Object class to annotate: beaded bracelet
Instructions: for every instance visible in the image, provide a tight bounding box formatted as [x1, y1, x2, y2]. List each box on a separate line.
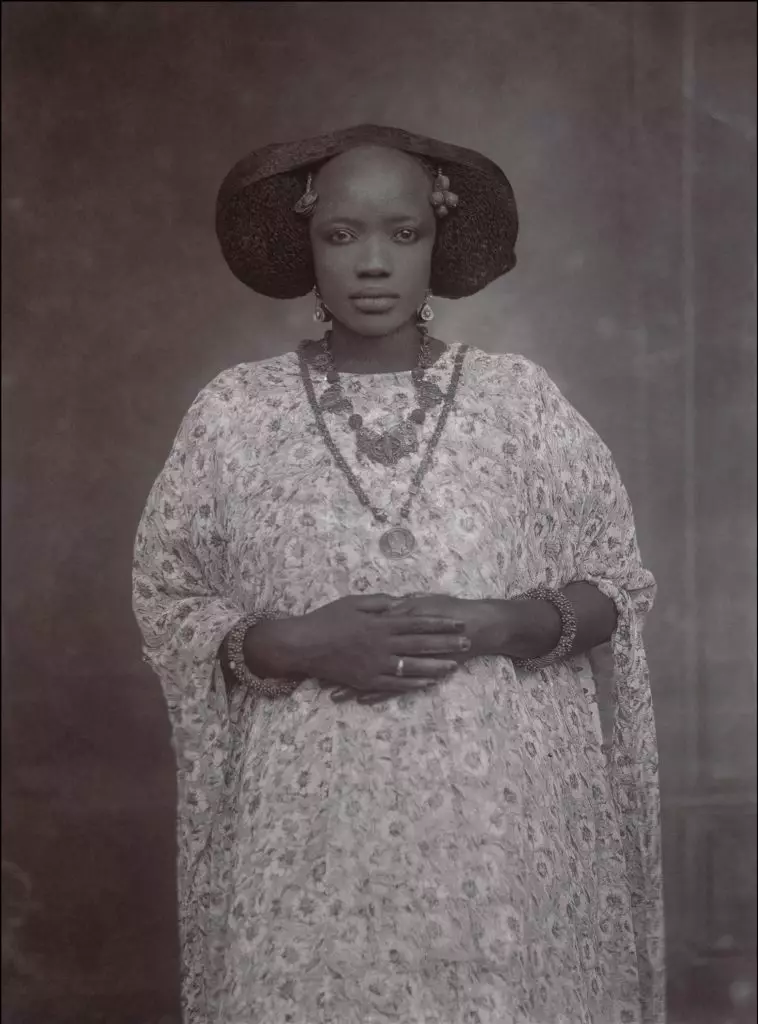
[511, 584, 578, 672]
[224, 610, 300, 698]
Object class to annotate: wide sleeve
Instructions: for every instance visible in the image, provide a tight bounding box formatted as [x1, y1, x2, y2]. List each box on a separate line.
[132, 374, 245, 904]
[537, 366, 665, 1024]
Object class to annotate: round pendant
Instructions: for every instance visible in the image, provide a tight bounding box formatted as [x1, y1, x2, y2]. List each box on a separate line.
[379, 527, 416, 559]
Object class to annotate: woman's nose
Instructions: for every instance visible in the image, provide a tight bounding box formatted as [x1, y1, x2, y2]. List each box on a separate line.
[354, 238, 392, 276]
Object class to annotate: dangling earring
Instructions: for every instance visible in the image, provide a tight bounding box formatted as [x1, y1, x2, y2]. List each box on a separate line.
[313, 287, 331, 323]
[418, 290, 434, 324]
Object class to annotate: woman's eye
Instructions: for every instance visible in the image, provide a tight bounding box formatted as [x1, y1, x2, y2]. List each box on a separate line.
[395, 228, 419, 243]
[328, 229, 353, 244]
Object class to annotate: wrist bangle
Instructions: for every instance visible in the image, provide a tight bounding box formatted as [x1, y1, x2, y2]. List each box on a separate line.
[225, 610, 299, 698]
[511, 585, 577, 671]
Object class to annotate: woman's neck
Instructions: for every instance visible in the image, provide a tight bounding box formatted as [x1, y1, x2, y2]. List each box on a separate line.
[327, 320, 429, 374]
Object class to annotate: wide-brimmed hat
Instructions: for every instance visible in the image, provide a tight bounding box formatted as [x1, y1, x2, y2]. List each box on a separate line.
[216, 124, 518, 300]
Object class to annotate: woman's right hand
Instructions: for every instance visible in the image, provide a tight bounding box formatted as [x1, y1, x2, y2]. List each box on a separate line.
[244, 594, 469, 701]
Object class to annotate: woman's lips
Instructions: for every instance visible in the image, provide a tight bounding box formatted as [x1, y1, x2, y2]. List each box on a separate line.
[350, 296, 398, 313]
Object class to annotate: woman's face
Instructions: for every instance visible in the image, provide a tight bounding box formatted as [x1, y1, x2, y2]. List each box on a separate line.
[309, 146, 436, 337]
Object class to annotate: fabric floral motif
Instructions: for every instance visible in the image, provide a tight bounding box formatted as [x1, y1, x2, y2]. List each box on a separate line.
[132, 343, 664, 1024]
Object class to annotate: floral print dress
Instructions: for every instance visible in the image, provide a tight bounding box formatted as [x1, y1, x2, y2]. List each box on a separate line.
[132, 341, 665, 1024]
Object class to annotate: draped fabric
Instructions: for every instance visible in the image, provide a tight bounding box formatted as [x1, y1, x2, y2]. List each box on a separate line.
[133, 343, 664, 1024]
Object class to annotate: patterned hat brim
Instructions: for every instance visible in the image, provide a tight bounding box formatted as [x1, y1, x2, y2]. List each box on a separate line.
[216, 124, 518, 300]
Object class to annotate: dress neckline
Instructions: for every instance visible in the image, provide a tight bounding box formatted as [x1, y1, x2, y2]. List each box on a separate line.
[294, 340, 457, 379]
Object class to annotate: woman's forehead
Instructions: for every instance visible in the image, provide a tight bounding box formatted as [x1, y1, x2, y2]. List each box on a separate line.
[314, 145, 431, 200]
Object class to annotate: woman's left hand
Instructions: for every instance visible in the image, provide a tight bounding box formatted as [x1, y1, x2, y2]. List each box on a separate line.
[386, 593, 489, 647]
[330, 594, 498, 705]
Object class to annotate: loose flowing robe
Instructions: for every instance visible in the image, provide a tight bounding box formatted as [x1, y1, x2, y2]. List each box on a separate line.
[133, 343, 664, 1024]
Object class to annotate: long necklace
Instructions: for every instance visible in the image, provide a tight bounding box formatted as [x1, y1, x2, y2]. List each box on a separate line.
[299, 336, 467, 559]
[302, 329, 446, 467]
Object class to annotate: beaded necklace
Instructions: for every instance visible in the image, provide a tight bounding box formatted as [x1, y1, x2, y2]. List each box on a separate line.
[312, 328, 446, 467]
[298, 334, 467, 559]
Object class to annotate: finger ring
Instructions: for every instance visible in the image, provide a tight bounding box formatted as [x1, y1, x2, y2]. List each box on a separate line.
[395, 657, 405, 678]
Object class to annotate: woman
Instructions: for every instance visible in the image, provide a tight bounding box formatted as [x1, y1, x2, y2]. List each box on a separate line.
[133, 125, 664, 1024]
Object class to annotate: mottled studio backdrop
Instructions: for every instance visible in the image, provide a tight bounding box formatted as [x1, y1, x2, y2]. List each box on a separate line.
[2, 2, 756, 1022]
